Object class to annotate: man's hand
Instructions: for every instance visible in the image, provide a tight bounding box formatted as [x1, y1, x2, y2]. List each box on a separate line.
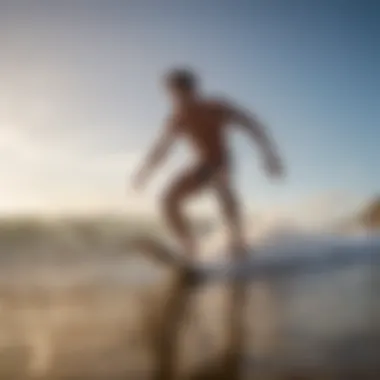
[130, 168, 148, 192]
[263, 152, 285, 179]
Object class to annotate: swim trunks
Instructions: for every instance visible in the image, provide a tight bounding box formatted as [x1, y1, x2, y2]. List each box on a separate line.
[195, 162, 226, 184]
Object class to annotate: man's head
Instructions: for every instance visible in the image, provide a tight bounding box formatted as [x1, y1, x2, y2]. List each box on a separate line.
[164, 68, 199, 104]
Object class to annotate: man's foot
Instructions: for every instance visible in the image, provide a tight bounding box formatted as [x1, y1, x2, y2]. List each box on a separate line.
[174, 264, 203, 287]
[230, 239, 248, 259]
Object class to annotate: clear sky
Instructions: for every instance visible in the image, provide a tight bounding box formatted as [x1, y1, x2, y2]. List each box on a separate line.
[0, 0, 378, 220]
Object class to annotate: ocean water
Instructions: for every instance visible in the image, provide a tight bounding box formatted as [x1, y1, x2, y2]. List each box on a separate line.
[0, 217, 378, 379]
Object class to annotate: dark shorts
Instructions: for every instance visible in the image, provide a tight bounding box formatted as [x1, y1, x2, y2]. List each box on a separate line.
[195, 162, 226, 184]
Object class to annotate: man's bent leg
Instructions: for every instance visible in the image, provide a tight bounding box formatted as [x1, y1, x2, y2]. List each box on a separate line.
[215, 182, 245, 258]
[162, 166, 206, 257]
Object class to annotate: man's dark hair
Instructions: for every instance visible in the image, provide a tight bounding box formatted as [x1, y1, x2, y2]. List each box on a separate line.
[165, 68, 198, 91]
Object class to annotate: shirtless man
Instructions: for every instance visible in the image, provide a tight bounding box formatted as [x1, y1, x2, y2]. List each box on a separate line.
[132, 68, 284, 257]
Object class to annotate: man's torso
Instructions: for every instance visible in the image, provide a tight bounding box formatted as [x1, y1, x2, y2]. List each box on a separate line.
[174, 98, 230, 167]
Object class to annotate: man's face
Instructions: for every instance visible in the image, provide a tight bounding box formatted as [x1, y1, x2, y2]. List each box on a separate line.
[165, 83, 192, 107]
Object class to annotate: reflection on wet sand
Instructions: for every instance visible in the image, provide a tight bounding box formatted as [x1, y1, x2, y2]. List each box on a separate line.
[0, 264, 378, 380]
[0, 237, 379, 379]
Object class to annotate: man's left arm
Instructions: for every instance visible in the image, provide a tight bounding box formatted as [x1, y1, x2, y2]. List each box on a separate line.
[222, 101, 285, 178]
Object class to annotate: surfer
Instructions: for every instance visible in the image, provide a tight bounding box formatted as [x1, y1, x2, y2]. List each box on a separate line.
[132, 68, 284, 257]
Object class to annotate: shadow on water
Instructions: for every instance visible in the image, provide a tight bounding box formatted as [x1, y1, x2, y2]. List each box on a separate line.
[153, 268, 248, 380]
[187, 280, 248, 380]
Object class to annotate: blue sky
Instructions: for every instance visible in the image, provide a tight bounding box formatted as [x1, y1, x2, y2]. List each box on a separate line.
[0, 0, 378, 219]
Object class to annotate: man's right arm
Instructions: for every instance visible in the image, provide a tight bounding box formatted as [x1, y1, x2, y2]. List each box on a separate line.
[132, 116, 180, 190]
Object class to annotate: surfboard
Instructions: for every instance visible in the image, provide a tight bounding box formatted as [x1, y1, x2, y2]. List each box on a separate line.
[130, 235, 379, 284]
[129, 236, 193, 269]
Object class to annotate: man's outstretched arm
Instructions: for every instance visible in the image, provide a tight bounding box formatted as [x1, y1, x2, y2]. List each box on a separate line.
[132, 117, 179, 190]
[224, 102, 284, 177]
